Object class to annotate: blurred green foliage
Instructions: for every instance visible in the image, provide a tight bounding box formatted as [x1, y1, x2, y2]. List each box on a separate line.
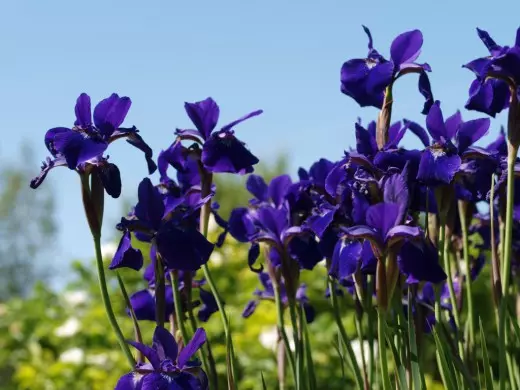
[0, 153, 502, 389]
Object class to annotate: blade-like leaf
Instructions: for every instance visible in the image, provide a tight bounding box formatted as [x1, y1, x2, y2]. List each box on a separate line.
[407, 292, 425, 390]
[260, 372, 268, 390]
[432, 326, 457, 390]
[386, 331, 408, 390]
[303, 313, 317, 390]
[479, 318, 494, 390]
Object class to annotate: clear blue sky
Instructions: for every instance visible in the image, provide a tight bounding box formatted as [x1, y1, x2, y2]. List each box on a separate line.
[1, 0, 518, 276]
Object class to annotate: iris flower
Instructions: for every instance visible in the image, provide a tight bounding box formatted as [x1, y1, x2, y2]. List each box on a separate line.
[341, 26, 433, 113]
[30, 93, 156, 197]
[176, 97, 262, 174]
[115, 327, 208, 389]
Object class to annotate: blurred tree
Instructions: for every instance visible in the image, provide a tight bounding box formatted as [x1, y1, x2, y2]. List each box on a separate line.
[0, 144, 57, 301]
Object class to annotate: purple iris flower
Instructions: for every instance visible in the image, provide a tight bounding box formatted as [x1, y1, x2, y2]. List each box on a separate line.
[416, 101, 491, 186]
[110, 178, 214, 272]
[115, 326, 208, 390]
[242, 272, 315, 323]
[129, 286, 175, 322]
[197, 289, 220, 323]
[464, 27, 520, 116]
[341, 26, 433, 113]
[30, 93, 156, 197]
[176, 97, 262, 174]
[230, 174, 322, 271]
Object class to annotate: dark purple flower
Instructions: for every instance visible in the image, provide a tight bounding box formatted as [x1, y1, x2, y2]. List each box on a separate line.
[115, 327, 208, 389]
[341, 26, 433, 113]
[128, 286, 175, 322]
[111, 178, 214, 272]
[464, 27, 520, 116]
[398, 240, 446, 284]
[197, 289, 220, 322]
[417, 101, 490, 186]
[30, 93, 156, 196]
[176, 97, 262, 174]
[342, 201, 421, 258]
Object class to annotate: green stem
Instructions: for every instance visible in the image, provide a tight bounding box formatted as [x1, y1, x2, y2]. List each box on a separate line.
[93, 236, 135, 368]
[355, 310, 369, 390]
[440, 223, 464, 358]
[171, 271, 189, 344]
[198, 168, 237, 388]
[328, 278, 364, 389]
[154, 253, 166, 329]
[499, 144, 518, 390]
[185, 275, 218, 390]
[377, 309, 392, 390]
[366, 276, 376, 386]
[273, 277, 296, 381]
[116, 272, 143, 363]
[458, 201, 475, 358]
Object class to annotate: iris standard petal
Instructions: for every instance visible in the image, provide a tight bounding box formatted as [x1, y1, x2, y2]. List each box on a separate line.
[425, 101, 447, 141]
[456, 117, 490, 153]
[109, 231, 144, 271]
[228, 207, 256, 243]
[74, 93, 92, 128]
[268, 175, 292, 207]
[366, 202, 401, 237]
[390, 29, 423, 67]
[184, 97, 220, 140]
[355, 123, 378, 156]
[152, 326, 178, 362]
[93, 93, 131, 137]
[444, 111, 463, 141]
[134, 178, 165, 229]
[246, 174, 269, 202]
[127, 341, 161, 370]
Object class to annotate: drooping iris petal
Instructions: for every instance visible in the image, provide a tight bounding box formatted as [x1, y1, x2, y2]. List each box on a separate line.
[48, 129, 107, 169]
[398, 241, 446, 284]
[129, 287, 174, 322]
[114, 373, 140, 390]
[30, 156, 67, 189]
[366, 61, 394, 95]
[330, 239, 363, 280]
[342, 225, 383, 250]
[386, 225, 421, 247]
[109, 231, 144, 271]
[242, 300, 259, 318]
[248, 242, 261, 271]
[418, 71, 434, 114]
[390, 30, 423, 68]
[228, 207, 256, 243]
[93, 93, 132, 137]
[158, 141, 185, 181]
[288, 235, 323, 270]
[417, 147, 462, 185]
[198, 289, 219, 322]
[456, 117, 490, 153]
[246, 174, 269, 202]
[308, 159, 335, 188]
[268, 175, 292, 207]
[177, 328, 207, 368]
[184, 97, 220, 140]
[97, 162, 122, 198]
[74, 93, 92, 128]
[201, 131, 259, 174]
[465, 78, 510, 117]
[152, 325, 178, 362]
[134, 178, 165, 229]
[156, 223, 214, 271]
[121, 130, 158, 174]
[341, 59, 384, 108]
[140, 373, 170, 390]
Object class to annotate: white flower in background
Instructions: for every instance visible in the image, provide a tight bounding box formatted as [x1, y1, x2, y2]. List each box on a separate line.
[60, 348, 84, 364]
[207, 214, 218, 233]
[210, 251, 223, 266]
[101, 242, 118, 260]
[64, 290, 89, 307]
[54, 317, 81, 338]
[259, 326, 295, 351]
[86, 353, 109, 366]
[351, 339, 377, 368]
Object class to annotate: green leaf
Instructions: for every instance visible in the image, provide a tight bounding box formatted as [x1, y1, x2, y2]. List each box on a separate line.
[479, 318, 494, 390]
[261, 372, 268, 390]
[385, 331, 408, 390]
[432, 326, 457, 390]
[407, 293, 425, 390]
[303, 315, 317, 390]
